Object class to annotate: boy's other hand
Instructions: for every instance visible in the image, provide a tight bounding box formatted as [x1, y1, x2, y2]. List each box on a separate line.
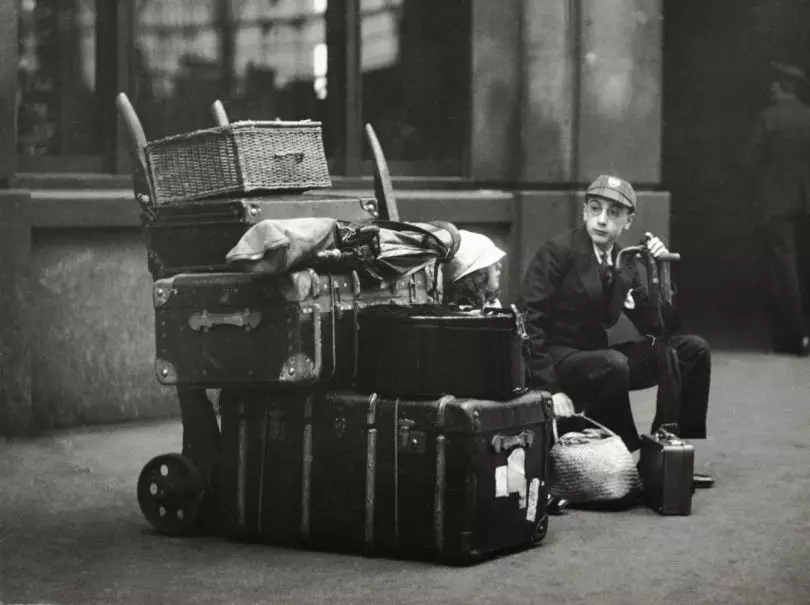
[551, 392, 575, 418]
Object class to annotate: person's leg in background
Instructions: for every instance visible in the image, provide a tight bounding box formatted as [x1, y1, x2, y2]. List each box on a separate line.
[795, 214, 810, 331]
[763, 215, 809, 355]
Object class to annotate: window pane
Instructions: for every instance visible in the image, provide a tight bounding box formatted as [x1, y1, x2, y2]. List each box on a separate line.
[133, 0, 335, 159]
[17, 0, 101, 156]
[360, 0, 471, 174]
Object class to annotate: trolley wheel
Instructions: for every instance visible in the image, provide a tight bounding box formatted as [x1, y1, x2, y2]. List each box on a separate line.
[534, 513, 549, 542]
[137, 453, 205, 536]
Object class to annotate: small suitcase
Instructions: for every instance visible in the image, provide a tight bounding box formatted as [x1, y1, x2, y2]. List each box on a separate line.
[356, 305, 528, 400]
[216, 388, 552, 563]
[153, 267, 433, 387]
[638, 429, 695, 515]
[142, 192, 378, 279]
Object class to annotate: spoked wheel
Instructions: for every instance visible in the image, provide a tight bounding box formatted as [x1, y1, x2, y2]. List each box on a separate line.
[137, 453, 205, 536]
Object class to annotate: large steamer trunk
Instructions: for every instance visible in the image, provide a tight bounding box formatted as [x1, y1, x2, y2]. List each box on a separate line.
[217, 388, 553, 563]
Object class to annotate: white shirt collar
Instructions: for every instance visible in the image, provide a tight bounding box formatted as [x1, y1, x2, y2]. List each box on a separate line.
[593, 243, 614, 264]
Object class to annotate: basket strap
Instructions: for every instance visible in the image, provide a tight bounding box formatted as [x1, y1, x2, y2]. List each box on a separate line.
[552, 413, 620, 444]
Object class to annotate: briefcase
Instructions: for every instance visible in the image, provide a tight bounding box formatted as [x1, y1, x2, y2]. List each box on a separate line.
[355, 304, 528, 400]
[216, 388, 552, 563]
[153, 267, 432, 388]
[638, 429, 695, 515]
[142, 193, 377, 279]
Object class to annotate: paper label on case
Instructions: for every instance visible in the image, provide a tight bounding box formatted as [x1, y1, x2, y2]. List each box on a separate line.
[507, 449, 528, 509]
[526, 478, 540, 522]
[495, 466, 508, 498]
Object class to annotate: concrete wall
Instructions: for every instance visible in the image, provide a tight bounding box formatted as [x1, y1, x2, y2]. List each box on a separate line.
[31, 229, 176, 429]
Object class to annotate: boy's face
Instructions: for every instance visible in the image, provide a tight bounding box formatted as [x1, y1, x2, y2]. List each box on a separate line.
[582, 197, 634, 249]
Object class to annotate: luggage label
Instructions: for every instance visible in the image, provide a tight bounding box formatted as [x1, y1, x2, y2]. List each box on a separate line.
[491, 428, 544, 523]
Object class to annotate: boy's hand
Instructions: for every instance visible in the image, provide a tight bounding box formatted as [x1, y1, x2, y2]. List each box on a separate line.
[551, 392, 575, 418]
[645, 232, 670, 259]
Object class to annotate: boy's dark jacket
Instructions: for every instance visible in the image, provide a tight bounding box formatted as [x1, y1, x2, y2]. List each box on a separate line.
[517, 225, 679, 393]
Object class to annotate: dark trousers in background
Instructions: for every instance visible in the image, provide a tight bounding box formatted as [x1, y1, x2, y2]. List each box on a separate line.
[554, 335, 711, 452]
[763, 214, 810, 351]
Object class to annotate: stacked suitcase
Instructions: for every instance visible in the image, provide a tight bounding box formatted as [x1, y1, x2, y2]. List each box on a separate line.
[125, 97, 552, 563]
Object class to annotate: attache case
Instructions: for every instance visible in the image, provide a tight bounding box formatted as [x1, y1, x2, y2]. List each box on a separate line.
[216, 388, 552, 563]
[142, 193, 377, 279]
[638, 429, 695, 515]
[153, 267, 433, 388]
[356, 305, 528, 400]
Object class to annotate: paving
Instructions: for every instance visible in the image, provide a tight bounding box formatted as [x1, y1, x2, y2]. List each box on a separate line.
[1, 351, 809, 605]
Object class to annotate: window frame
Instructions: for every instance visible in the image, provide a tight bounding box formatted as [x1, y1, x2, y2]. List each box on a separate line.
[11, 0, 126, 174]
[3, 0, 475, 182]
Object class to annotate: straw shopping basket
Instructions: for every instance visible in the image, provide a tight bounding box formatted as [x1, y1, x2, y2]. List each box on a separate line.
[549, 414, 641, 503]
[144, 120, 332, 205]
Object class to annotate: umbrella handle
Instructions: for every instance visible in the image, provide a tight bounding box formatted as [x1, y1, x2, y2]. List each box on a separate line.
[615, 244, 676, 304]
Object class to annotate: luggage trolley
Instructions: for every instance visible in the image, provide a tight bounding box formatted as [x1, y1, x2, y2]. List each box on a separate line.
[117, 95, 554, 562]
[116, 95, 386, 536]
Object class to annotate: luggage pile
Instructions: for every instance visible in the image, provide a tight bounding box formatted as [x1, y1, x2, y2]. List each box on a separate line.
[118, 94, 552, 563]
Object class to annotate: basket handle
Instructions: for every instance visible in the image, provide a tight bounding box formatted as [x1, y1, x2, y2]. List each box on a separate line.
[552, 413, 618, 443]
[211, 100, 230, 127]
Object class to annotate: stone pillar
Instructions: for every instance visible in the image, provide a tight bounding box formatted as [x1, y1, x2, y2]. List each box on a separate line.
[577, 0, 663, 184]
[0, 191, 32, 437]
[519, 0, 577, 183]
[0, 0, 19, 178]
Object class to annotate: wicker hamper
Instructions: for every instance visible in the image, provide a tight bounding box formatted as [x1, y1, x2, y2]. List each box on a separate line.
[144, 120, 331, 205]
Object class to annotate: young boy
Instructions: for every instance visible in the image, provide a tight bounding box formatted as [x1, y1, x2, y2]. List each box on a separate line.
[518, 175, 714, 489]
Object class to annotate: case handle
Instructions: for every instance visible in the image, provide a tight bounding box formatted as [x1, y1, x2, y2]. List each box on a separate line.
[491, 429, 536, 453]
[188, 309, 261, 332]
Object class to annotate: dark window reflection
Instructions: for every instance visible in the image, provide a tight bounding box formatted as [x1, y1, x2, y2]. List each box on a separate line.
[17, 0, 101, 156]
[132, 0, 333, 158]
[361, 0, 471, 174]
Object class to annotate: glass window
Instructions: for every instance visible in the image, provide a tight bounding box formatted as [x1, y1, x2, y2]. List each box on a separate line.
[17, 0, 102, 158]
[132, 0, 335, 158]
[360, 0, 471, 175]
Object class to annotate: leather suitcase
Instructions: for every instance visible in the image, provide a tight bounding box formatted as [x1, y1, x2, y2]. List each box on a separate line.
[142, 192, 377, 279]
[356, 305, 528, 400]
[153, 267, 433, 388]
[216, 388, 552, 563]
[639, 429, 695, 515]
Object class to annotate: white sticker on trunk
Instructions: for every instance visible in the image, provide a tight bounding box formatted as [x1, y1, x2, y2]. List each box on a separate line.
[495, 465, 508, 498]
[526, 478, 540, 522]
[507, 449, 528, 509]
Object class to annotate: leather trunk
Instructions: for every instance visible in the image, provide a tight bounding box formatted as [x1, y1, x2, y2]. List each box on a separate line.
[356, 305, 528, 400]
[142, 192, 377, 279]
[216, 388, 552, 563]
[152, 268, 432, 388]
